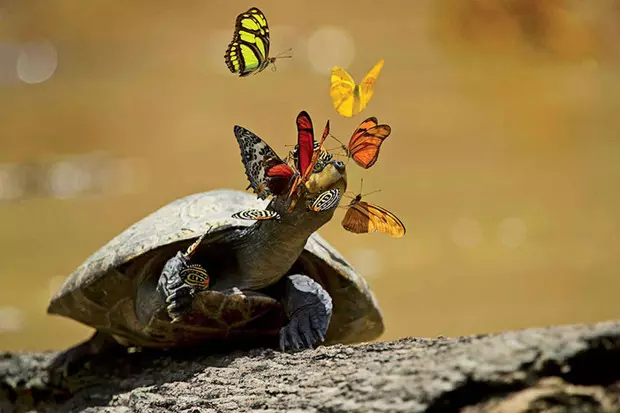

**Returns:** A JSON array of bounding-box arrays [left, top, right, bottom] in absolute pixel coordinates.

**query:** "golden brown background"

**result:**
[[1, 0, 619, 352]]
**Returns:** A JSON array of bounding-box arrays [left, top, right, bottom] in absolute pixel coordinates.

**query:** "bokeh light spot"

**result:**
[[348, 248, 381, 278], [450, 217, 482, 248], [46, 161, 93, 199], [0, 164, 24, 201], [17, 40, 58, 84], [498, 217, 527, 248], [306, 26, 355, 74], [0, 307, 25, 333]]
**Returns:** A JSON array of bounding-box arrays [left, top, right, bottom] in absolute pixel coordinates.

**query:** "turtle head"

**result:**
[[305, 159, 347, 196], [269, 159, 347, 223], [236, 159, 347, 289]]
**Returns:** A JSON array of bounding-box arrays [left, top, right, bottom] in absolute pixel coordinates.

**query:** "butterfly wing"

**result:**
[[295, 111, 314, 175], [180, 265, 210, 290], [342, 199, 405, 237], [302, 120, 330, 181], [231, 209, 280, 220], [348, 117, 391, 169], [357, 59, 385, 113], [341, 204, 370, 234], [288, 116, 330, 211], [264, 158, 295, 196], [310, 188, 341, 212], [330, 67, 357, 118], [234, 125, 285, 199], [225, 7, 271, 77]]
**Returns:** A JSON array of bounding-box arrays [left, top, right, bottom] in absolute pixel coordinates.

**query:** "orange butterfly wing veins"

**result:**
[[347, 117, 391, 169], [342, 196, 405, 237]]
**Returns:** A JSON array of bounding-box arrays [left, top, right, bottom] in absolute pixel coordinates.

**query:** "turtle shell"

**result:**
[[48, 189, 384, 348]]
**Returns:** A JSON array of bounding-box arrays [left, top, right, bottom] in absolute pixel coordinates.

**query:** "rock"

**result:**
[[2, 321, 620, 413]]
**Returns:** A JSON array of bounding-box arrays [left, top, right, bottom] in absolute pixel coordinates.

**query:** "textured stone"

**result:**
[[2, 321, 620, 412]]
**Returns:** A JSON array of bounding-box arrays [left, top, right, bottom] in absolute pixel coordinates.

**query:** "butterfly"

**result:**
[[180, 232, 210, 290], [182, 232, 208, 260], [284, 111, 330, 211], [330, 59, 384, 118], [290, 141, 333, 165], [231, 209, 280, 220], [341, 188, 405, 238], [180, 265, 210, 290], [224, 7, 292, 77], [333, 117, 391, 169], [309, 188, 341, 212], [233, 125, 294, 199]]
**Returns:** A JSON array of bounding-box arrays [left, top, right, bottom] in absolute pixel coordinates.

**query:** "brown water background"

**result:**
[[1, 0, 619, 351]]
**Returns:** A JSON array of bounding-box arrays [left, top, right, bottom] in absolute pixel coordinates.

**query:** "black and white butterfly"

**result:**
[[231, 209, 280, 221], [309, 188, 341, 212]]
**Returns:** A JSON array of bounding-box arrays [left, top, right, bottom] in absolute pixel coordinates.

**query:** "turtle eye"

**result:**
[[313, 160, 326, 173]]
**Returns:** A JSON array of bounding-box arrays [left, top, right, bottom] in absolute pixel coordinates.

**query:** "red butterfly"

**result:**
[[264, 111, 330, 210]]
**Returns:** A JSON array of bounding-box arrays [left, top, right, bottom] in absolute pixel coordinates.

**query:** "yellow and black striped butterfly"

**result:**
[[180, 265, 210, 290], [224, 7, 291, 77]]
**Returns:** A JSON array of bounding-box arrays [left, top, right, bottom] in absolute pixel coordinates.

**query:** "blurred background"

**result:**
[[1, 0, 619, 352]]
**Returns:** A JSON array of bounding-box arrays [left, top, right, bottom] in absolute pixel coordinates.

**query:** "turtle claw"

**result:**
[[279, 306, 328, 351], [165, 285, 194, 322], [47, 332, 122, 385], [157, 250, 208, 323], [279, 274, 333, 352]]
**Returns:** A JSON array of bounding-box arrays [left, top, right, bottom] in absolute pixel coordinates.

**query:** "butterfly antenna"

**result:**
[[328, 133, 346, 148], [275, 48, 293, 59], [328, 133, 349, 157], [362, 189, 382, 198]]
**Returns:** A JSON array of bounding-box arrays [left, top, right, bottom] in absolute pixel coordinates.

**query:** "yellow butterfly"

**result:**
[[329, 59, 384, 118]]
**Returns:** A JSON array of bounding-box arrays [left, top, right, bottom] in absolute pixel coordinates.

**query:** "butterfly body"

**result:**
[[330, 59, 384, 118]]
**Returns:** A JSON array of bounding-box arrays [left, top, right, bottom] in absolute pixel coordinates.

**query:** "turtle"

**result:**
[[47, 123, 384, 375]]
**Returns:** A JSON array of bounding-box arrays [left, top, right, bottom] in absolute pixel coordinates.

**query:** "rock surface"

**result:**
[[2, 321, 620, 413]]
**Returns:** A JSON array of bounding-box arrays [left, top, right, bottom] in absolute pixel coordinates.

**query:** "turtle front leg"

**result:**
[[47, 331, 124, 384], [279, 274, 333, 351], [156, 251, 209, 323]]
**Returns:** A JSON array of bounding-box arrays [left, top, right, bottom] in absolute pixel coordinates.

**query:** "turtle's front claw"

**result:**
[[165, 284, 194, 322], [279, 274, 332, 352], [157, 250, 205, 323], [279, 307, 327, 351]]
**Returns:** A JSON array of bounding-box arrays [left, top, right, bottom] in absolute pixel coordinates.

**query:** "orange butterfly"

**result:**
[[333, 117, 391, 169], [341, 186, 405, 238]]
